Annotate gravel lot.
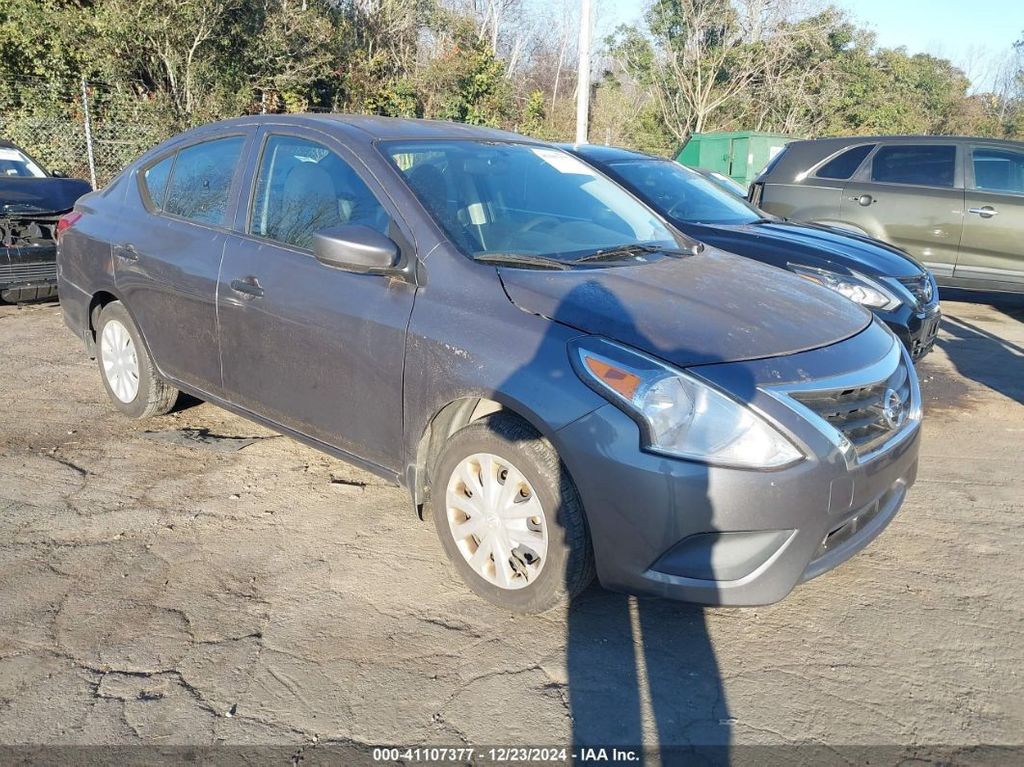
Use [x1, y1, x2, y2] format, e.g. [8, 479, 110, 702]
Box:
[1, 293, 1022, 755]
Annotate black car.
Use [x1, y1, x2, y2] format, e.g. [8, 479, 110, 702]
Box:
[686, 165, 750, 199]
[1, 140, 91, 303]
[564, 144, 942, 361]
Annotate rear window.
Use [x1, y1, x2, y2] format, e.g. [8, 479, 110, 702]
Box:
[163, 136, 245, 226]
[816, 144, 874, 180]
[870, 144, 956, 188]
[0, 146, 46, 178]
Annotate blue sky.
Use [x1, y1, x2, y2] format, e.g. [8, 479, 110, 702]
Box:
[596, 0, 1022, 90]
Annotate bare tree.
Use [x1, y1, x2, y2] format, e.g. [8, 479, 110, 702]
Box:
[611, 0, 831, 141]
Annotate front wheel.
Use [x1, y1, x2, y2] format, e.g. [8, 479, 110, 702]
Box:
[431, 412, 595, 613]
[95, 301, 178, 419]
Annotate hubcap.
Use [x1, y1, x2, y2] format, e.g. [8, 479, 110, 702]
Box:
[100, 319, 140, 403]
[446, 453, 548, 590]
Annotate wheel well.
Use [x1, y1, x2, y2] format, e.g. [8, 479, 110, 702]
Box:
[86, 290, 119, 354]
[411, 397, 510, 519]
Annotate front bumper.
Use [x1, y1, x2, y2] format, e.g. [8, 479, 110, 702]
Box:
[882, 303, 941, 362]
[0, 244, 58, 291]
[554, 323, 921, 606]
[876, 271, 942, 361]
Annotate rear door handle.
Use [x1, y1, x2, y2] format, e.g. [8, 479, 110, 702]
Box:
[968, 206, 998, 218]
[849, 194, 875, 206]
[114, 242, 139, 261]
[230, 277, 264, 298]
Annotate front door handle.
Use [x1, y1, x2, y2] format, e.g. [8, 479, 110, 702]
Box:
[849, 194, 875, 206]
[114, 242, 139, 261]
[230, 277, 264, 298]
[968, 206, 998, 218]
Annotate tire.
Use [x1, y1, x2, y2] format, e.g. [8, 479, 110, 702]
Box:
[1, 285, 59, 303]
[431, 412, 595, 613]
[95, 301, 178, 419]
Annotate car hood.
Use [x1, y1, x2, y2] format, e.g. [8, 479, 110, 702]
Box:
[0, 177, 92, 217]
[498, 248, 872, 368]
[683, 219, 924, 278]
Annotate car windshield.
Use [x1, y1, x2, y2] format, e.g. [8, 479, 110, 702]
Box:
[382, 140, 681, 263]
[609, 160, 762, 226]
[706, 171, 750, 198]
[0, 147, 47, 178]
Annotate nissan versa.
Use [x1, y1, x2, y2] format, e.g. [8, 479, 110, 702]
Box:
[564, 144, 941, 361]
[57, 116, 922, 613]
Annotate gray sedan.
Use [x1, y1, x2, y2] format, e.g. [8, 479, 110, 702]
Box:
[56, 116, 921, 612]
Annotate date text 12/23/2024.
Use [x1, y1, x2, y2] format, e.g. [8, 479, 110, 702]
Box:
[371, 747, 641, 763]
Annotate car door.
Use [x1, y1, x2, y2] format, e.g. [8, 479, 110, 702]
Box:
[957, 143, 1024, 287]
[114, 133, 251, 395]
[217, 127, 417, 473]
[840, 143, 964, 279]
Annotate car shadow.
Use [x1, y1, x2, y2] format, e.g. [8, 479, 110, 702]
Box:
[169, 392, 205, 413]
[490, 277, 739, 762]
[935, 289, 1024, 405]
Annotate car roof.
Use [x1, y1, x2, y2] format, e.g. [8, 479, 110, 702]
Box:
[760, 134, 1024, 180]
[557, 143, 664, 163]
[790, 134, 1024, 148]
[172, 114, 534, 145]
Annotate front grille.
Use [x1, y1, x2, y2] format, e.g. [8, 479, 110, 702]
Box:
[790, 355, 914, 456]
[898, 272, 935, 307]
[0, 260, 57, 286]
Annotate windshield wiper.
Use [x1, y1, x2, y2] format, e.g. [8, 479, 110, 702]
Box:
[572, 243, 698, 264]
[473, 252, 571, 270]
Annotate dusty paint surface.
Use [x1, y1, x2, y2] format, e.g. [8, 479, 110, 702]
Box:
[0, 295, 1022, 750]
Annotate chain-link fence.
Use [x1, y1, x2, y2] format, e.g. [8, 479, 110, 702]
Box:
[2, 75, 678, 189]
[0, 77, 173, 189]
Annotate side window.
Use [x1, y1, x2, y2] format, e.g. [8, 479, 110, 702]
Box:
[972, 147, 1024, 195]
[250, 135, 389, 249]
[870, 144, 956, 188]
[141, 154, 174, 210]
[163, 136, 245, 225]
[816, 144, 875, 180]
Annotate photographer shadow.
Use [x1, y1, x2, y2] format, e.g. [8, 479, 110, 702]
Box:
[493, 278, 737, 764]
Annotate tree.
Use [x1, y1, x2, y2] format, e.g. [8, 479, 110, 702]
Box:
[88, 0, 243, 120]
[420, 18, 513, 126]
[241, 0, 342, 113]
[608, 0, 811, 142]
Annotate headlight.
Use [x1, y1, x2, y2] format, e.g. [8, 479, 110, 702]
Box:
[788, 263, 900, 310]
[570, 339, 803, 469]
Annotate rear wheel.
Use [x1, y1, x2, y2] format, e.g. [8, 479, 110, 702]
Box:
[95, 301, 178, 419]
[1, 285, 59, 303]
[431, 412, 595, 613]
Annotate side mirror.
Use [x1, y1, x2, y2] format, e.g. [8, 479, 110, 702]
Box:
[50, 170, 66, 178]
[312, 225, 400, 273]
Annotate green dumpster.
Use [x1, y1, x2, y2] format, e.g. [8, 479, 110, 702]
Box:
[676, 131, 793, 189]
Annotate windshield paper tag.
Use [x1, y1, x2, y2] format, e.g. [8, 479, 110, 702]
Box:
[465, 203, 487, 226]
[529, 147, 588, 174]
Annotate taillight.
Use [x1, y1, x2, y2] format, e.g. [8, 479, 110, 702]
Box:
[55, 211, 83, 242]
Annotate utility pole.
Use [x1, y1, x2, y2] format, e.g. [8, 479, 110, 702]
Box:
[575, 0, 592, 145]
[80, 78, 97, 189]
